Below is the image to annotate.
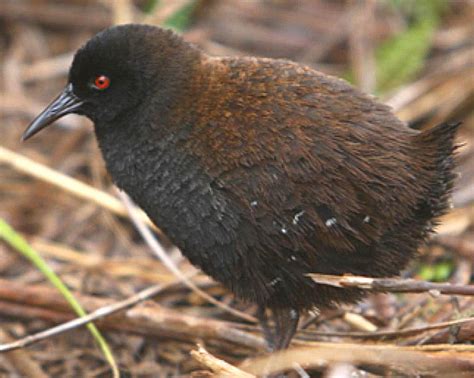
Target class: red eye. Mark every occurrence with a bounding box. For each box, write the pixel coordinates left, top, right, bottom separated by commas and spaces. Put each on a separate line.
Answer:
94, 75, 110, 90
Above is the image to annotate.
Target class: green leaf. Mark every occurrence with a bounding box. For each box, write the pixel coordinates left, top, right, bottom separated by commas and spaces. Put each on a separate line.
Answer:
163, 1, 197, 31
375, 18, 436, 92
144, 0, 160, 14
418, 265, 436, 281
417, 260, 453, 282
433, 261, 454, 282
346, 0, 447, 92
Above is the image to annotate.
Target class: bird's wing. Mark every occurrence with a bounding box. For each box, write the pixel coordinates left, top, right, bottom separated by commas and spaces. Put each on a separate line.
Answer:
184, 58, 421, 271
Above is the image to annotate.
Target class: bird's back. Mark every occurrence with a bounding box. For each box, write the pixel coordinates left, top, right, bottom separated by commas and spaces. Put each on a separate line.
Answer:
175, 56, 459, 310
100, 54, 459, 311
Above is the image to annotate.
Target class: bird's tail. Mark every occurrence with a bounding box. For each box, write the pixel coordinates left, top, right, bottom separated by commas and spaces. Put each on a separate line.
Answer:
413, 122, 461, 221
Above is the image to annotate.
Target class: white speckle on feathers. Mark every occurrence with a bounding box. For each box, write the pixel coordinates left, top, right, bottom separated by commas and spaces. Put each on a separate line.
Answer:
325, 217, 337, 227
292, 210, 305, 225
269, 277, 282, 286
290, 309, 298, 319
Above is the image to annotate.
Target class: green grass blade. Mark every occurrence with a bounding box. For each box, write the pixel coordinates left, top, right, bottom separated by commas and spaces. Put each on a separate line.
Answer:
0, 218, 119, 377
163, 1, 197, 31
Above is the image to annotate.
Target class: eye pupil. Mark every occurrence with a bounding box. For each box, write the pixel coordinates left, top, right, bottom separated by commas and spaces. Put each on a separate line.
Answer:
94, 75, 110, 90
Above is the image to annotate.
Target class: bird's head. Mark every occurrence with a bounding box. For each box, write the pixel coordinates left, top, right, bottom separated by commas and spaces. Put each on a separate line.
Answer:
22, 24, 200, 140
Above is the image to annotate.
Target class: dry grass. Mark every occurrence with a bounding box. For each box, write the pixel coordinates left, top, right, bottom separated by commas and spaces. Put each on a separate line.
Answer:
0, 0, 473, 376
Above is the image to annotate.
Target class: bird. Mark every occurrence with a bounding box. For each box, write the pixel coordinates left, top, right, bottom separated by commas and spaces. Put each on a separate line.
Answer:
23, 24, 459, 351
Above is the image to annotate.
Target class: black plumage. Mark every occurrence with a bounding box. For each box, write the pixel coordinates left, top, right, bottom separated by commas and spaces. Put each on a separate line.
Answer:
23, 24, 459, 351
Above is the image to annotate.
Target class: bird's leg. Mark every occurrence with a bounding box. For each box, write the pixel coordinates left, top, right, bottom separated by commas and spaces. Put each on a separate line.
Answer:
259, 308, 300, 378
257, 306, 276, 351
258, 307, 300, 351
273, 308, 300, 350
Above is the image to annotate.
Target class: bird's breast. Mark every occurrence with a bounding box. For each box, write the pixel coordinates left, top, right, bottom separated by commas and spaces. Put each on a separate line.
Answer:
96, 125, 242, 266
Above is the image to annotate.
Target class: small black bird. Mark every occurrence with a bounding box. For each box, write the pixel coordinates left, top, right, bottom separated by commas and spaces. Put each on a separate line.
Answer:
23, 24, 459, 351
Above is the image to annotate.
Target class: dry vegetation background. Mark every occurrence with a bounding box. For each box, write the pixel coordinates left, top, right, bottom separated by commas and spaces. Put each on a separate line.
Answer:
0, 0, 473, 377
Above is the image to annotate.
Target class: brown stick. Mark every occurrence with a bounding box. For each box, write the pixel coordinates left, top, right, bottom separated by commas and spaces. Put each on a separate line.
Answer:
0, 1, 110, 30
0, 146, 156, 231
0, 279, 262, 353
436, 234, 474, 260
241, 343, 474, 376
297, 316, 474, 342
308, 273, 474, 296
21, 53, 73, 83
191, 344, 256, 377
0, 329, 48, 378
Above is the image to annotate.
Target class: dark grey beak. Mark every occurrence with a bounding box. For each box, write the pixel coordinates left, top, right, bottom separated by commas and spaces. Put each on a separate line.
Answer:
22, 84, 83, 141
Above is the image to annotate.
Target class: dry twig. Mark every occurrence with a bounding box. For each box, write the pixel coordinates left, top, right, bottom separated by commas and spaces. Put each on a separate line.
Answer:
191, 344, 255, 377
241, 343, 474, 376
0, 282, 169, 352
309, 273, 474, 296
0, 279, 262, 353
0, 329, 48, 378
0, 146, 156, 230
